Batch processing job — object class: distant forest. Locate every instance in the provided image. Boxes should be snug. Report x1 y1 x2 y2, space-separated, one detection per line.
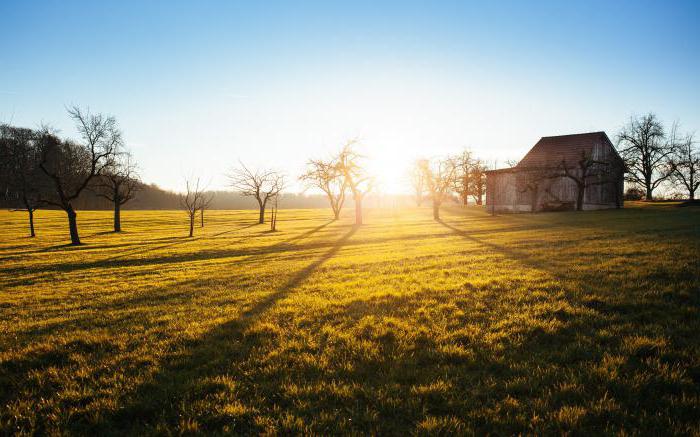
1 182 414 211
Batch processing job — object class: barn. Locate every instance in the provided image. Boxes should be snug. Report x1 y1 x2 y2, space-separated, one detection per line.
485 132 624 212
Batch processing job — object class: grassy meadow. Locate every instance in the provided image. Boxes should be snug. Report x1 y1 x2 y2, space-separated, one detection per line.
0 203 699 434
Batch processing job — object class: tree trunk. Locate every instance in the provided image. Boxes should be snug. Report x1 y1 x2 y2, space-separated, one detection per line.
462 194 468 206
689 189 695 200
645 179 653 201
432 201 440 220
476 189 483 205
201 209 204 227
189 212 194 237
114 201 121 232
354 197 362 225
333 207 340 220
258 200 265 224
28 208 35 237
67 205 81 245
576 185 585 211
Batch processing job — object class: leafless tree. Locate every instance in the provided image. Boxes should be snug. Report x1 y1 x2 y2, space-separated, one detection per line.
468 159 488 205
669 133 699 200
181 177 207 237
269 177 285 231
557 151 619 211
337 141 373 225
0 125 45 237
420 156 458 220
617 113 675 200
200 192 215 228
228 162 284 224
300 158 346 219
37 107 121 245
408 159 426 207
93 151 140 232
516 167 549 212
453 149 473 205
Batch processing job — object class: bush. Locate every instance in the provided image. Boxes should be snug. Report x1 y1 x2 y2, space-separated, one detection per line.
624 187 645 201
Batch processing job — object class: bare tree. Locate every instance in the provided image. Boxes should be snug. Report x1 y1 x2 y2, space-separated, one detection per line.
37 107 121 245
408 159 426 207
420 156 458 220
93 151 140 232
181 177 206 237
337 141 373 225
669 133 699 200
468 159 488 205
617 113 675 200
300 158 346 219
228 163 284 224
558 151 618 211
268 177 285 231
0 125 45 237
453 149 472 205
200 192 214 227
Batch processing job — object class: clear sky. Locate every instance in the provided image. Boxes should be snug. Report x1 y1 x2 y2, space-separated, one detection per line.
1 0 699 193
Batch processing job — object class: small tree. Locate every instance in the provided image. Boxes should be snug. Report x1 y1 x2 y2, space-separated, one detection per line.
453 149 472 206
300 158 346 219
669 134 699 200
420 156 458 220
617 113 675 200
228 163 283 224
181 177 206 237
0 125 45 237
468 159 488 205
93 151 140 232
37 107 121 245
337 142 372 225
558 150 616 211
269 178 285 231
408 159 426 207
200 192 214 227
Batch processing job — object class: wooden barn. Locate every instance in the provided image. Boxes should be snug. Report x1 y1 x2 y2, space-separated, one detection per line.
485 132 624 212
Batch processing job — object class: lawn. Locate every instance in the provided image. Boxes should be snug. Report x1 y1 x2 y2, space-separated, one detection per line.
0 203 699 434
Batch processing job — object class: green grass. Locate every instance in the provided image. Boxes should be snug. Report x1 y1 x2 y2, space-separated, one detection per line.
1 203 699 435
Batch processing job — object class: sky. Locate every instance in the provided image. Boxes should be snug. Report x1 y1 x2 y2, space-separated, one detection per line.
1 0 699 193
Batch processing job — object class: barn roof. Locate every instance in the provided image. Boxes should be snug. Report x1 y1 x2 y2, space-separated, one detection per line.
516 131 616 168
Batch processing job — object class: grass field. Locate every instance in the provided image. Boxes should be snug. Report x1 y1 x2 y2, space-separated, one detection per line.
1 203 699 434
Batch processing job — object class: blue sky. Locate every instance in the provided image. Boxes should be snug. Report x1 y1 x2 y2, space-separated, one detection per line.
1 0 699 193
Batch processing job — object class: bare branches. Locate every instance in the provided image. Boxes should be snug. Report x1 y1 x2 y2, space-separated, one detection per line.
300 157 347 219
617 113 674 200
181 177 209 237
228 162 284 224
337 140 373 225
420 156 458 220
669 133 699 199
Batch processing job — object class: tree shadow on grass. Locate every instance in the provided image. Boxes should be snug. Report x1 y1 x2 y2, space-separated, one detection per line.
96 225 358 432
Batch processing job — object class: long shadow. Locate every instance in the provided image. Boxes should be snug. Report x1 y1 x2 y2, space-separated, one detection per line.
0 221 337 282
98 225 358 433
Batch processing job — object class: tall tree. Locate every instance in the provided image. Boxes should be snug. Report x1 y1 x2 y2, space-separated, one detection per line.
299 158 346 219
93 151 139 232
337 142 372 225
228 163 284 224
37 107 121 245
617 113 675 200
420 156 458 220
669 134 699 200
0 125 45 237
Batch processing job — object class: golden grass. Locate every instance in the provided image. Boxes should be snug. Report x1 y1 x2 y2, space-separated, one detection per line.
0 203 699 434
